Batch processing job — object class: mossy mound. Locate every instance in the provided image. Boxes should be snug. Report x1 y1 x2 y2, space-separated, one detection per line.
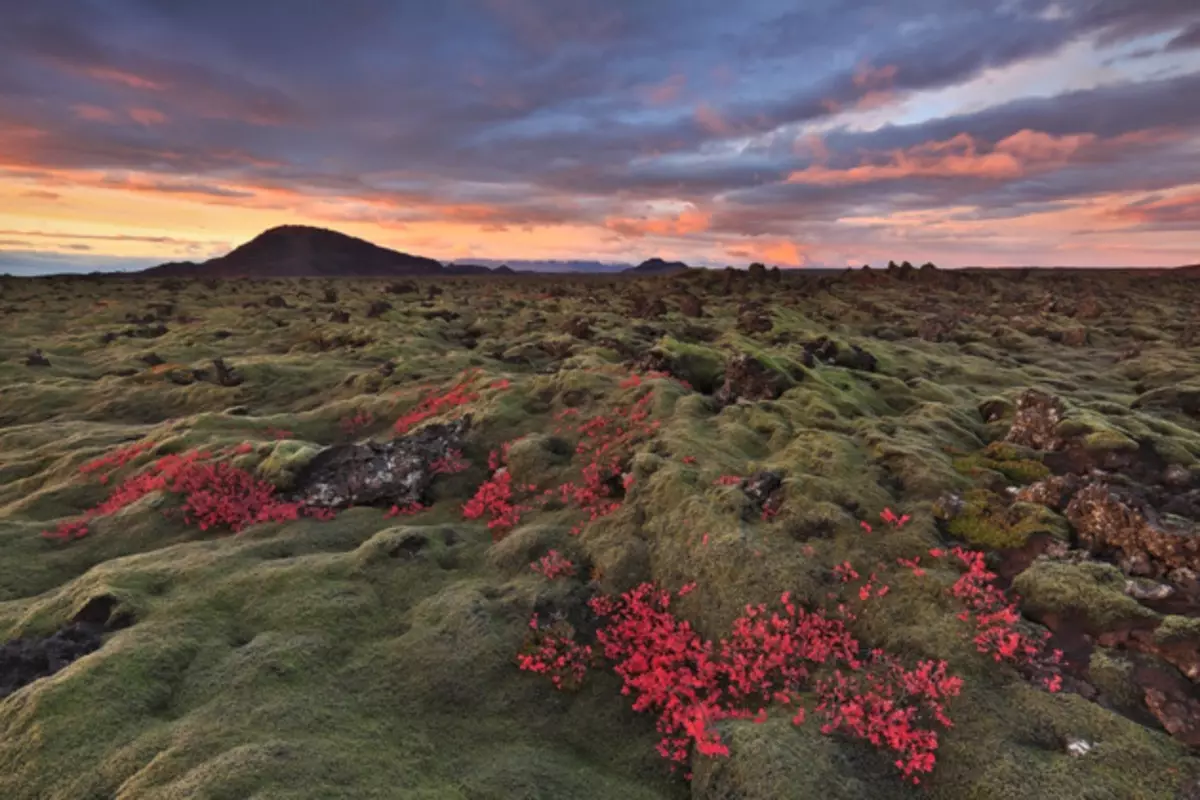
944 488 1071 550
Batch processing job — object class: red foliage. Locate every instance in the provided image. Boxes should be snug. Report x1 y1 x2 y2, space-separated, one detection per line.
517 615 595 690
339 409 375 436
530 549 576 580
930 546 1064 688
429 449 470 475
384 502 425 518
394 370 488 435
43 448 334 541
78 439 155 484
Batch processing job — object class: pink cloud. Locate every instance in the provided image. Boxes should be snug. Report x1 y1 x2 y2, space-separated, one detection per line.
72 104 117 123
605 207 711 237
786 129 1097 185
82 67 165 91
852 62 898 90
642 74 686 106
129 108 167 125
694 103 731 135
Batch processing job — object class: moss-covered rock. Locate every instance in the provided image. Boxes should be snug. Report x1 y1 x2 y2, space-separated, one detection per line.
945 489 1070 550
1012 559 1160 634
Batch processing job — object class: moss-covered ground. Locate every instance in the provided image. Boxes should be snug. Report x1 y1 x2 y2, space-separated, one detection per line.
2 267 1199 798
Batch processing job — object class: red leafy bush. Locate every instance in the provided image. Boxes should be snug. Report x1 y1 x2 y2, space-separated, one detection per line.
530 550 576 579
43 448 333 541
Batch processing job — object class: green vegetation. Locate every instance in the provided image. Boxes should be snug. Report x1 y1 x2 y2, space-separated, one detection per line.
1 268 1199 798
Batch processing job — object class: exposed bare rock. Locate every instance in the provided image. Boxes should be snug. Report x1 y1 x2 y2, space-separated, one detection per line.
289 417 470 509
1015 474 1084 511
714 354 791 408
1067 483 1200 576
1006 389 1066 450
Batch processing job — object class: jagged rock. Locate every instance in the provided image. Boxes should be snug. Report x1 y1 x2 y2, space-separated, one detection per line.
676 292 703 318
714 354 791 408
264 294 289 308
563 316 593 339
1136 662 1200 746
741 470 784 519
211 357 243 387
289 417 471 509
1015 474 1084 511
1067 483 1200 576
1006 389 1066 450
24 349 50 367
365 300 392 318
1 596 132 699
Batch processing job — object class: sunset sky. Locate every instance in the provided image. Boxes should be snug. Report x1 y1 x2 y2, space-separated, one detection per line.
1 0 1199 273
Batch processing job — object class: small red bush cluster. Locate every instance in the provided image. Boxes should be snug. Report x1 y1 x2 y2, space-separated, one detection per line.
264 426 293 440
516 615 595 690
530 549 576 579
429 449 470 475
44 446 333 541
519 508 1064 785
339 409 375 436
464 377 662 539
930 546 1064 689
384 501 425 518
519 577 960 784
78 439 155 484
394 368 508 436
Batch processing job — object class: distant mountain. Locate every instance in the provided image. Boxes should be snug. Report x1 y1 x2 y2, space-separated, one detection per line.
625 257 691 274
443 263 497 275
465 258 633 273
139 225 447 278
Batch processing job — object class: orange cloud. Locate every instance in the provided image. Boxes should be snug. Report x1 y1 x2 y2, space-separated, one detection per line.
129 108 168 125
724 238 808 267
72 104 116 123
642 74 686 106
786 129 1096 185
605 207 711 238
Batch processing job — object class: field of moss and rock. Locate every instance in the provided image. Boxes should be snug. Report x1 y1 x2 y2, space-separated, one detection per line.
1 264 1199 799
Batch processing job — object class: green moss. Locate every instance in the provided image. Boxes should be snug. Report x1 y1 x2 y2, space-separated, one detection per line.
1012 559 1160 633
256 439 323 489
946 490 1069 550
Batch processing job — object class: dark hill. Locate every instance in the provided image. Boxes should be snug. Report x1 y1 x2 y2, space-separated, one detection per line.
625 257 691 274
140 225 446 278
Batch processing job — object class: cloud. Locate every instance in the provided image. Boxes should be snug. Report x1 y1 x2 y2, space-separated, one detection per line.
0 0 1197 269
786 130 1098 185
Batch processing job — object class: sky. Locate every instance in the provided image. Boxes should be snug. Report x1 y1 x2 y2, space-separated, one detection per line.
1 0 1199 274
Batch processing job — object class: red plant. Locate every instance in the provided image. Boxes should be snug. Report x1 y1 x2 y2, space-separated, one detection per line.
78 439 155 484
530 549 576 579
713 475 742 486
429 449 470 475
517 615 595 691
384 502 425 518
394 371 487 435
43 449 334 541
930 546 1064 687
462 469 524 536
339 409 375 436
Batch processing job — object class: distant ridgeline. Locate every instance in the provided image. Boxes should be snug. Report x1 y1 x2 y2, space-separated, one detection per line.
137 224 707 278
